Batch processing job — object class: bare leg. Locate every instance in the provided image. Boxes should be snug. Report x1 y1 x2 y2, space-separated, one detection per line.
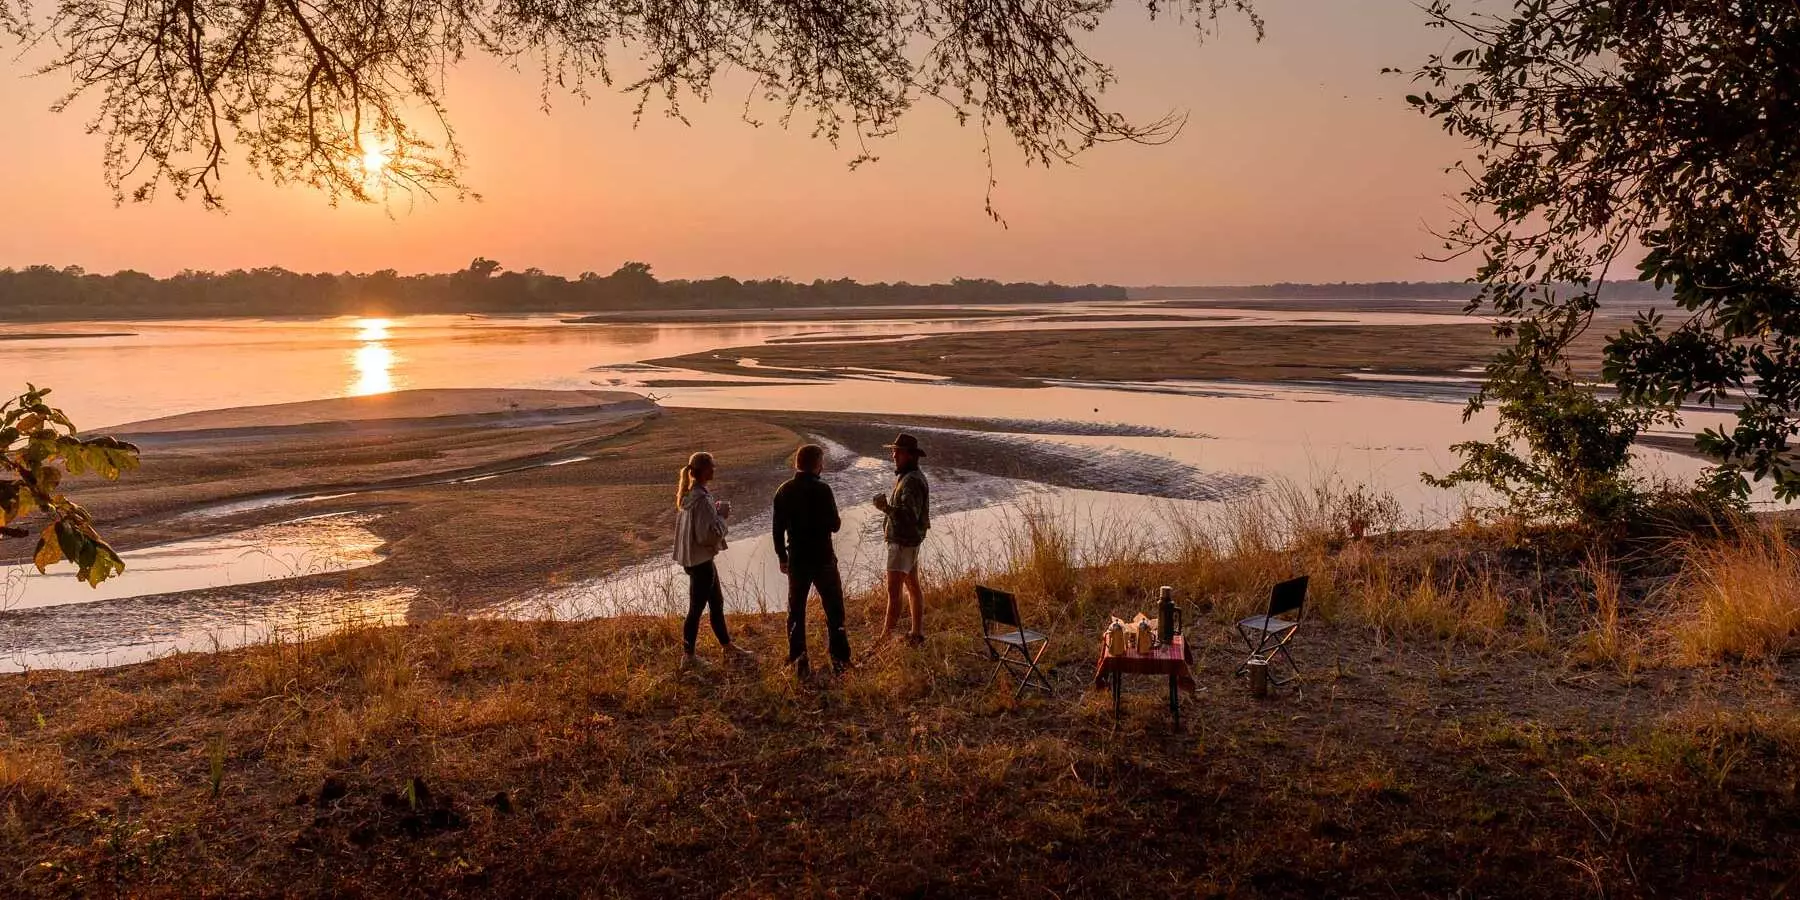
903 571 925 638
877 570 905 643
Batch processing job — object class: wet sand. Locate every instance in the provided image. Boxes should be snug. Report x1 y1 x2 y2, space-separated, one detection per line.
762 412 1254 501
119 388 645 434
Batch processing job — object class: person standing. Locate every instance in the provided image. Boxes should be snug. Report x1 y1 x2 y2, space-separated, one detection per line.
772 443 850 679
672 451 752 669
873 433 931 647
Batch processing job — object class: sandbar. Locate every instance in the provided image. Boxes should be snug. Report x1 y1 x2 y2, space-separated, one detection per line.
115 388 648 435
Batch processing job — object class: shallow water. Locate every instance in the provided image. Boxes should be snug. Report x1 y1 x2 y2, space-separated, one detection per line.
0 514 402 672
0 513 386 611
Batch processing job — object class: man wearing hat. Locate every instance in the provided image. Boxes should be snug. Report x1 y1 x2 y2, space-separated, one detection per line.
873 432 931 646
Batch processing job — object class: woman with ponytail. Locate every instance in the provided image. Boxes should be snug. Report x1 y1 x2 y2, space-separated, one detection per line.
672 451 751 668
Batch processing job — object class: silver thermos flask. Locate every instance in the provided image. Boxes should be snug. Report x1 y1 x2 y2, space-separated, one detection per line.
1157 585 1180 642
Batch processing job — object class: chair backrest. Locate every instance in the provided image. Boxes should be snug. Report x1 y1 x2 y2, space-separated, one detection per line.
1268 575 1309 618
975 585 1022 631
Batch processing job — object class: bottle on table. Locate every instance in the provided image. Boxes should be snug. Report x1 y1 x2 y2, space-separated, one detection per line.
1157 585 1182 643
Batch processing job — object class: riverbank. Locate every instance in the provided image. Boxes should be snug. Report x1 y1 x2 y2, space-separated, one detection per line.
3 391 1245 639
3 498 1796 897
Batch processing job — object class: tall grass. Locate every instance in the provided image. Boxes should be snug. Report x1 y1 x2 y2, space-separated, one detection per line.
1673 521 1800 664
1575 553 1642 674
934 476 1509 646
949 477 1798 669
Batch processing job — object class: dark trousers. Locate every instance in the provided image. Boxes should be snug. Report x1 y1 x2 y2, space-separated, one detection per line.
786 557 850 670
682 560 731 653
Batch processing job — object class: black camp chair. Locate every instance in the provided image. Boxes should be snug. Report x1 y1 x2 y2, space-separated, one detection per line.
975 585 1053 699
1235 575 1308 687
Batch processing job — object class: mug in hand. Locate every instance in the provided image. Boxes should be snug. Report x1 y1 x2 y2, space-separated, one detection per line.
715 499 732 518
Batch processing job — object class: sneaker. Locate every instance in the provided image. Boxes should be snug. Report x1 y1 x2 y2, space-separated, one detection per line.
790 655 812 681
724 644 756 664
679 652 708 672
904 633 926 648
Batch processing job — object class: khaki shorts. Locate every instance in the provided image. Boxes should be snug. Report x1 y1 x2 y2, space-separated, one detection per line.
885 542 921 574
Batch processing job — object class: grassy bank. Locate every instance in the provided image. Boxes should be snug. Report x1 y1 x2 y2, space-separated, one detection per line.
3 488 1798 897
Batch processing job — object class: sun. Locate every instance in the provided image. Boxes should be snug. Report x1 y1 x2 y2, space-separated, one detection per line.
358 140 393 185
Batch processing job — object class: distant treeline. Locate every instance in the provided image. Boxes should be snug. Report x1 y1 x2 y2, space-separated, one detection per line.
0 261 1127 321
0 266 1681 322
1130 281 1673 303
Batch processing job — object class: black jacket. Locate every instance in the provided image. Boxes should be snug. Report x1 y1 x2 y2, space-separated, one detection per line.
772 471 842 565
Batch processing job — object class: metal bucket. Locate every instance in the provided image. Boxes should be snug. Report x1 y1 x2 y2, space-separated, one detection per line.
1246 658 1270 698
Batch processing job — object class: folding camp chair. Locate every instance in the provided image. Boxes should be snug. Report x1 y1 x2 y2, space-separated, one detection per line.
1235 575 1308 687
975 585 1053 699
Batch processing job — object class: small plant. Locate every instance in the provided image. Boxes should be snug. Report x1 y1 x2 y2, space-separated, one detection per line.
207 736 225 799
1576 554 1641 676
1425 355 1662 529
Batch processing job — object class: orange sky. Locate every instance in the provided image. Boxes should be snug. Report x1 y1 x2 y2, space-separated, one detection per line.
0 0 1469 284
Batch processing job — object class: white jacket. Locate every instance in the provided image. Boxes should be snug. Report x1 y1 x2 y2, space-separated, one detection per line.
673 485 729 567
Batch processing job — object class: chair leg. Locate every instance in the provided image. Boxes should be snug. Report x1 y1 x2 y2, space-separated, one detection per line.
1005 644 1052 700
1012 665 1034 701
1018 643 1053 697
987 656 1007 688
1269 640 1302 686
1236 624 1272 677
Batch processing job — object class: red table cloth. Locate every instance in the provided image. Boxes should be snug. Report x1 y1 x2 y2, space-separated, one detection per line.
1093 634 1196 692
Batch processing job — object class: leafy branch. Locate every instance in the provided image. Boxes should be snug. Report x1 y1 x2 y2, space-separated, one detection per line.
0 0 1261 213
1 385 139 587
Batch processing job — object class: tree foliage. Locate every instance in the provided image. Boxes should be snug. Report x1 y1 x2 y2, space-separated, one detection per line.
0 262 1126 321
1409 0 1800 517
1 386 139 587
0 0 1258 211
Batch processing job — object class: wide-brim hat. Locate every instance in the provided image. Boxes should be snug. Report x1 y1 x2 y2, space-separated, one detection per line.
883 433 926 456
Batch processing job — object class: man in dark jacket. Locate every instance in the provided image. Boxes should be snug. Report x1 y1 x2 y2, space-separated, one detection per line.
873 433 930 646
772 443 849 677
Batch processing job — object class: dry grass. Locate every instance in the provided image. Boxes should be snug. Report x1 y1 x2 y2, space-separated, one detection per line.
1673 520 1800 664
1574 553 1645 675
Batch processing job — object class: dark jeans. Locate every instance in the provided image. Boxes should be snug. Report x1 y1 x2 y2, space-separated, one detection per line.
786 557 850 671
682 560 731 653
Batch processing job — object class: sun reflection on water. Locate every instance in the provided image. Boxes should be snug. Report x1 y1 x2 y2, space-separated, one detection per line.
355 317 392 342
349 318 398 396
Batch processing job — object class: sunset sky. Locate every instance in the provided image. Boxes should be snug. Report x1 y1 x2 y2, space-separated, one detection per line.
0 0 1469 285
